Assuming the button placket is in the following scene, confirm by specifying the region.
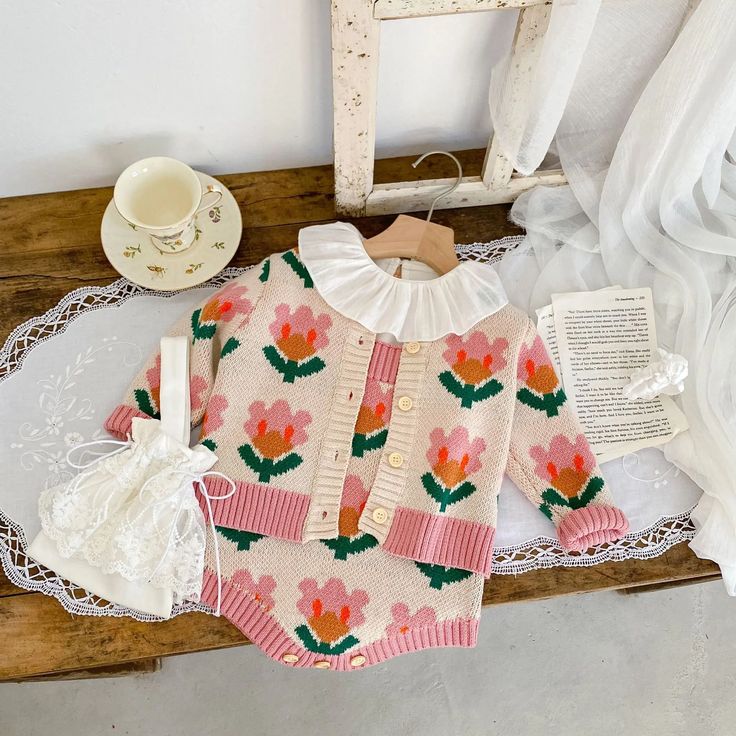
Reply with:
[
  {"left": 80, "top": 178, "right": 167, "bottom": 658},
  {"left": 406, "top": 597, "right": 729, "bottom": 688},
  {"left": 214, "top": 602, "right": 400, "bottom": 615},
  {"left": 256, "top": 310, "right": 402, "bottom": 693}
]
[
  {"left": 359, "top": 339, "right": 429, "bottom": 542},
  {"left": 302, "top": 327, "right": 375, "bottom": 541}
]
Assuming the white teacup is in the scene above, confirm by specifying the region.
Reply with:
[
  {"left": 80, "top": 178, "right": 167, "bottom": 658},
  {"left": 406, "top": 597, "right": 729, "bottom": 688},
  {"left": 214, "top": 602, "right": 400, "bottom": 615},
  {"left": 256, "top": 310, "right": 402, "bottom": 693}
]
[{"left": 113, "top": 157, "right": 223, "bottom": 253}]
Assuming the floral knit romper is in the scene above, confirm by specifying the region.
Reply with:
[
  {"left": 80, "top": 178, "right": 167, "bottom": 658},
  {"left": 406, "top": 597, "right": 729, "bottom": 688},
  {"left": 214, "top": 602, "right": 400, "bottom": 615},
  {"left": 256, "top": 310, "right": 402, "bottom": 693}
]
[{"left": 198, "top": 337, "right": 484, "bottom": 670}]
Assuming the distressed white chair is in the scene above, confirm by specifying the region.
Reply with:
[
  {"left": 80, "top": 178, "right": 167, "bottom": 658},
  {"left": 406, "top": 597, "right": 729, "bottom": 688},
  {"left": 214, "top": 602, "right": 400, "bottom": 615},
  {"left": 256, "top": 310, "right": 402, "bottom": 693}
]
[{"left": 331, "top": 0, "right": 565, "bottom": 217}]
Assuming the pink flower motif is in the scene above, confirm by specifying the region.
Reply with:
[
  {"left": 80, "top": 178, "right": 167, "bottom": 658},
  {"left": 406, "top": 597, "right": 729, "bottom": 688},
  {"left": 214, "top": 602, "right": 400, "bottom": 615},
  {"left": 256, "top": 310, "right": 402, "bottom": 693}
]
[
  {"left": 231, "top": 569, "right": 276, "bottom": 612},
  {"left": 144, "top": 355, "right": 162, "bottom": 411},
  {"left": 244, "top": 400, "right": 311, "bottom": 460},
  {"left": 338, "top": 474, "right": 370, "bottom": 537},
  {"left": 296, "top": 578, "right": 369, "bottom": 645},
  {"left": 517, "top": 335, "right": 559, "bottom": 394},
  {"left": 426, "top": 427, "right": 486, "bottom": 488},
  {"left": 190, "top": 374, "right": 208, "bottom": 411},
  {"left": 201, "top": 281, "right": 252, "bottom": 323},
  {"left": 443, "top": 332, "right": 508, "bottom": 386},
  {"left": 386, "top": 603, "right": 437, "bottom": 637},
  {"left": 529, "top": 434, "right": 596, "bottom": 498},
  {"left": 202, "top": 394, "right": 228, "bottom": 436},
  {"left": 268, "top": 304, "right": 332, "bottom": 362}
]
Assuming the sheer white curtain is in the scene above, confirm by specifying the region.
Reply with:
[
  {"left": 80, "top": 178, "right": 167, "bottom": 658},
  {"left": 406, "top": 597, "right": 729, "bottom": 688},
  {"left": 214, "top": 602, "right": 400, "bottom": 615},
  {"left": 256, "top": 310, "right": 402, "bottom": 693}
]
[{"left": 492, "top": 0, "right": 736, "bottom": 592}]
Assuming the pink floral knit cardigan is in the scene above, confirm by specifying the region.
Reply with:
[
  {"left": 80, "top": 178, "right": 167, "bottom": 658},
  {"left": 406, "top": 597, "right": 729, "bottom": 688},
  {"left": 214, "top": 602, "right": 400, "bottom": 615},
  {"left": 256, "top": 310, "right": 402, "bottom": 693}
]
[{"left": 105, "top": 232, "right": 629, "bottom": 669}]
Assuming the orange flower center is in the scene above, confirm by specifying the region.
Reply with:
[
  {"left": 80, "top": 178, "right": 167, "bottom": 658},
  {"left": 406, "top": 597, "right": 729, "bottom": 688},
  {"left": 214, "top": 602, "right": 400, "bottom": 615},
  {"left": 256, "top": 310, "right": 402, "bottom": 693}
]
[
  {"left": 338, "top": 506, "right": 361, "bottom": 537},
  {"left": 549, "top": 455, "right": 589, "bottom": 497},
  {"left": 453, "top": 354, "right": 492, "bottom": 385},
  {"left": 434, "top": 448, "right": 471, "bottom": 488},
  {"left": 252, "top": 420, "right": 295, "bottom": 459},
  {"left": 354, "top": 403, "right": 386, "bottom": 435},
  {"left": 526, "top": 361, "right": 558, "bottom": 394},
  {"left": 308, "top": 600, "right": 352, "bottom": 643}
]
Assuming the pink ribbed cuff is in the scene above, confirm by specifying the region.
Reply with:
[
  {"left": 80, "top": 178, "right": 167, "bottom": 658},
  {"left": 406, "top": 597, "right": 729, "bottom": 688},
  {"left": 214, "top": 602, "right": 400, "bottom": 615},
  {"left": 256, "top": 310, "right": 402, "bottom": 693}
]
[
  {"left": 368, "top": 341, "right": 401, "bottom": 383},
  {"left": 203, "top": 476, "right": 310, "bottom": 541},
  {"left": 384, "top": 507, "right": 495, "bottom": 576},
  {"left": 104, "top": 404, "right": 150, "bottom": 439},
  {"left": 200, "top": 570, "right": 478, "bottom": 670},
  {"left": 558, "top": 505, "right": 629, "bottom": 552}
]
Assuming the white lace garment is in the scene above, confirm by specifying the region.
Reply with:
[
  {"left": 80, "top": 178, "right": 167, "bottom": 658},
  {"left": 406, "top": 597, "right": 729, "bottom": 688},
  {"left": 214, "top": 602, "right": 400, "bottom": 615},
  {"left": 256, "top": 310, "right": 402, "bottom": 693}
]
[{"left": 27, "top": 337, "right": 223, "bottom": 618}]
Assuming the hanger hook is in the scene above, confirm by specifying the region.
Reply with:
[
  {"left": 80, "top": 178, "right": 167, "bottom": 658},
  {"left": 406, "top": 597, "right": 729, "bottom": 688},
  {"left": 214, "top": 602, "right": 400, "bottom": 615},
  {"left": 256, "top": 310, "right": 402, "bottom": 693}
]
[{"left": 411, "top": 150, "right": 463, "bottom": 223}]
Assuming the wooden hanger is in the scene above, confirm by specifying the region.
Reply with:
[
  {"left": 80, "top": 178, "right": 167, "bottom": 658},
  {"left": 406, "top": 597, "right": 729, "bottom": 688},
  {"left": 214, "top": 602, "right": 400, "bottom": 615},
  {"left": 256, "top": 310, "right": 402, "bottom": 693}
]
[{"left": 364, "top": 151, "right": 462, "bottom": 275}]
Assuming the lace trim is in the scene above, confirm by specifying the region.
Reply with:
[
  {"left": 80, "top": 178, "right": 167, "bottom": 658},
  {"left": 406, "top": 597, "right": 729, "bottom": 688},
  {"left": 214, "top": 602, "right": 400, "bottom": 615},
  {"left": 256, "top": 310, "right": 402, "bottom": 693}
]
[{"left": 0, "top": 240, "right": 696, "bottom": 621}]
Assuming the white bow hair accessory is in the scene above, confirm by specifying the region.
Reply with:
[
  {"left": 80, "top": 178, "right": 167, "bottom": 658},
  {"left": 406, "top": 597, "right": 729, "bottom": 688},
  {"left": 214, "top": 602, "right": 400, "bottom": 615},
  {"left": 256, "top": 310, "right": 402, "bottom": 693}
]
[{"left": 622, "top": 348, "right": 688, "bottom": 401}]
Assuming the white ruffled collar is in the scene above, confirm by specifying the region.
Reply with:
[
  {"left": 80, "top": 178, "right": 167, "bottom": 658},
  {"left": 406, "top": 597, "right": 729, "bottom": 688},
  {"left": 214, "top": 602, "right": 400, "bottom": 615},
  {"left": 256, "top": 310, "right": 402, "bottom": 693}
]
[{"left": 298, "top": 222, "right": 508, "bottom": 342}]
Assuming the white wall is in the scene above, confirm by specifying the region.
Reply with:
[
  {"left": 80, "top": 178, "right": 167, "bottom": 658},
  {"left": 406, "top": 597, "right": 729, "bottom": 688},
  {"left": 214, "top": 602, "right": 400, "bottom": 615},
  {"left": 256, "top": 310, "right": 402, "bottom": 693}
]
[{"left": 0, "top": 1, "right": 516, "bottom": 197}]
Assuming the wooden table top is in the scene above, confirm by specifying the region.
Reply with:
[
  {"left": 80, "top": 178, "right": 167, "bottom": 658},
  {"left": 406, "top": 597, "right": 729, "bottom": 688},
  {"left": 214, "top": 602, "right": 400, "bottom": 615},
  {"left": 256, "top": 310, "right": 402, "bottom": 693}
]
[{"left": 0, "top": 150, "right": 719, "bottom": 680}]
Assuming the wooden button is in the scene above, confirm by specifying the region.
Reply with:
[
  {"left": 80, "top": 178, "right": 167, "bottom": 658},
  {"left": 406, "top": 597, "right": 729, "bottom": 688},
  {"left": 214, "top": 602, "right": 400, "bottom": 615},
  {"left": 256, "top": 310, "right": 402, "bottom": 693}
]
[
  {"left": 372, "top": 507, "right": 388, "bottom": 524},
  {"left": 313, "top": 660, "right": 331, "bottom": 669},
  {"left": 388, "top": 452, "right": 403, "bottom": 468},
  {"left": 397, "top": 396, "right": 413, "bottom": 411},
  {"left": 405, "top": 341, "right": 421, "bottom": 354},
  {"left": 350, "top": 654, "right": 367, "bottom": 667},
  {"left": 282, "top": 653, "right": 299, "bottom": 663}
]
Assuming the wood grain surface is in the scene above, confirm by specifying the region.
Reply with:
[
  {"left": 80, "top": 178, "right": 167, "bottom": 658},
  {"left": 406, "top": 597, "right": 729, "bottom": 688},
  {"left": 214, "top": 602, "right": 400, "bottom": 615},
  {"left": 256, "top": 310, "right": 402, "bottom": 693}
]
[{"left": 0, "top": 149, "right": 717, "bottom": 679}]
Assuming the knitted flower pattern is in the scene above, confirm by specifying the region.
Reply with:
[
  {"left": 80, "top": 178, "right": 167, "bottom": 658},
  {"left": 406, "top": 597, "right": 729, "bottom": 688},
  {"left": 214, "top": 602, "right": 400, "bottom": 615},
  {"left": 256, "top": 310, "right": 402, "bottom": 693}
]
[
  {"left": 385, "top": 603, "right": 437, "bottom": 637},
  {"left": 231, "top": 568, "right": 276, "bottom": 612},
  {"left": 517, "top": 335, "right": 567, "bottom": 416},
  {"left": 440, "top": 332, "right": 508, "bottom": 408},
  {"left": 263, "top": 304, "right": 332, "bottom": 383},
  {"left": 133, "top": 354, "right": 162, "bottom": 418},
  {"left": 295, "top": 578, "right": 368, "bottom": 655},
  {"left": 422, "top": 427, "right": 486, "bottom": 512},
  {"left": 322, "top": 475, "right": 378, "bottom": 560},
  {"left": 351, "top": 381, "right": 392, "bottom": 457},
  {"left": 238, "top": 400, "right": 312, "bottom": 483},
  {"left": 530, "top": 434, "right": 605, "bottom": 519},
  {"left": 191, "top": 282, "right": 252, "bottom": 343},
  {"left": 200, "top": 394, "right": 228, "bottom": 451}
]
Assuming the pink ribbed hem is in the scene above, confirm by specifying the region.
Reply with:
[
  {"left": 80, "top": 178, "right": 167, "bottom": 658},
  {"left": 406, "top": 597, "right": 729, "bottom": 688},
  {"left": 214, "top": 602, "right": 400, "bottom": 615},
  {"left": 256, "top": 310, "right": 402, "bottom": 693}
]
[
  {"left": 104, "top": 404, "right": 150, "bottom": 439},
  {"left": 384, "top": 507, "right": 495, "bottom": 576},
  {"left": 558, "top": 505, "right": 629, "bottom": 552},
  {"left": 203, "top": 476, "right": 310, "bottom": 541},
  {"left": 201, "top": 570, "right": 478, "bottom": 670},
  {"left": 368, "top": 341, "right": 401, "bottom": 383}
]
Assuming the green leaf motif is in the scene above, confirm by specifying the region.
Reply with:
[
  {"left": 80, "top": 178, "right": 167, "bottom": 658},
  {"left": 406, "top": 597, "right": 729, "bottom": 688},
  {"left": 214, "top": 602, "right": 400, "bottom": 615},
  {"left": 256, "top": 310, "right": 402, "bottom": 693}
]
[
  {"left": 200, "top": 437, "right": 217, "bottom": 452},
  {"left": 322, "top": 533, "right": 378, "bottom": 560},
  {"left": 220, "top": 336, "right": 240, "bottom": 358},
  {"left": 238, "top": 443, "right": 302, "bottom": 483},
  {"left": 421, "top": 472, "right": 477, "bottom": 512},
  {"left": 271, "top": 452, "right": 303, "bottom": 478},
  {"left": 216, "top": 525, "right": 264, "bottom": 551},
  {"left": 539, "top": 475, "right": 606, "bottom": 519},
  {"left": 516, "top": 387, "right": 567, "bottom": 417},
  {"left": 294, "top": 624, "right": 359, "bottom": 655},
  {"left": 282, "top": 250, "right": 314, "bottom": 288},
  {"left": 262, "top": 344, "right": 325, "bottom": 383},
  {"left": 191, "top": 308, "right": 217, "bottom": 344},
  {"left": 414, "top": 562, "right": 473, "bottom": 590},
  {"left": 133, "top": 388, "right": 160, "bottom": 419},
  {"left": 438, "top": 370, "right": 502, "bottom": 409},
  {"left": 351, "top": 428, "right": 388, "bottom": 457},
  {"left": 472, "top": 378, "right": 504, "bottom": 403},
  {"left": 259, "top": 258, "right": 271, "bottom": 283}
]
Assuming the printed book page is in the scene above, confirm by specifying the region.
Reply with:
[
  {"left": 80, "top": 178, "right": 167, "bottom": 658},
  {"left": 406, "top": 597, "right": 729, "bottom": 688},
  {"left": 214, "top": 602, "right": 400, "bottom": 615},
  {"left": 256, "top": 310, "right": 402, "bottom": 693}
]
[{"left": 541, "top": 287, "right": 688, "bottom": 463}]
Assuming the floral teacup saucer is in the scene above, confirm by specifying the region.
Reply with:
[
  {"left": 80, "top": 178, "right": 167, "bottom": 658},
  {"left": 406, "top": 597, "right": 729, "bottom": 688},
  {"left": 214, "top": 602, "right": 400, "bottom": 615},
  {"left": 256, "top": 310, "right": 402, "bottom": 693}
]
[{"left": 101, "top": 171, "right": 242, "bottom": 291}]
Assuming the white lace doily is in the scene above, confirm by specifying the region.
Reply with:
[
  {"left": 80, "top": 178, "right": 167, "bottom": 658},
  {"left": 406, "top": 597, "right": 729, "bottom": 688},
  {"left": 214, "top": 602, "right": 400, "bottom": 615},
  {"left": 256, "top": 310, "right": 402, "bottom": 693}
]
[{"left": 0, "top": 239, "right": 702, "bottom": 622}]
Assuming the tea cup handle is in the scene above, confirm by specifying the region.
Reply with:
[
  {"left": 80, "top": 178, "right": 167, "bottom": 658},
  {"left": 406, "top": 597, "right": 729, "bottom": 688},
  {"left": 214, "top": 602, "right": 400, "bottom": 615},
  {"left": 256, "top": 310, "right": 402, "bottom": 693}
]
[{"left": 195, "top": 184, "right": 224, "bottom": 216}]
